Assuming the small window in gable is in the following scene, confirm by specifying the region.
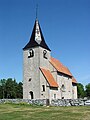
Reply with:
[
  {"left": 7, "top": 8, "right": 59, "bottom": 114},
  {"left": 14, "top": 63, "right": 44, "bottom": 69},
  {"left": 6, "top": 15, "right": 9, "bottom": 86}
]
[
  {"left": 42, "top": 85, "right": 45, "bottom": 91},
  {"left": 43, "top": 50, "right": 47, "bottom": 59},
  {"left": 28, "top": 49, "right": 34, "bottom": 58}
]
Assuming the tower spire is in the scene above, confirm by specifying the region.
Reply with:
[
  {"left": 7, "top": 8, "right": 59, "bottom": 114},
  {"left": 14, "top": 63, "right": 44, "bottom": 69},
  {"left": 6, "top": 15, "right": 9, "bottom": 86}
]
[{"left": 23, "top": 5, "right": 51, "bottom": 51}]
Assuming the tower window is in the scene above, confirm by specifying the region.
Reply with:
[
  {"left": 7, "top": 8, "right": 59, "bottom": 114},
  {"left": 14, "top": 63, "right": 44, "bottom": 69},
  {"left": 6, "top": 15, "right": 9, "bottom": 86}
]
[
  {"left": 29, "top": 78, "right": 31, "bottom": 82},
  {"left": 42, "top": 85, "right": 45, "bottom": 91},
  {"left": 28, "top": 49, "right": 34, "bottom": 58},
  {"left": 43, "top": 50, "right": 47, "bottom": 59}
]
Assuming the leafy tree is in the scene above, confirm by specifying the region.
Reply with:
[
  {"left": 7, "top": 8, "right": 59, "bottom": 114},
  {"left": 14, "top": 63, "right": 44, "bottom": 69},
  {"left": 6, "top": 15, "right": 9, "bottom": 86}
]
[
  {"left": 5, "top": 78, "right": 17, "bottom": 98},
  {"left": 0, "top": 78, "right": 23, "bottom": 99},
  {"left": 0, "top": 85, "right": 3, "bottom": 98},
  {"left": 85, "top": 83, "right": 90, "bottom": 98},
  {"left": 77, "top": 83, "right": 85, "bottom": 98},
  {"left": 16, "top": 82, "right": 23, "bottom": 98},
  {"left": 0, "top": 79, "right": 6, "bottom": 98}
]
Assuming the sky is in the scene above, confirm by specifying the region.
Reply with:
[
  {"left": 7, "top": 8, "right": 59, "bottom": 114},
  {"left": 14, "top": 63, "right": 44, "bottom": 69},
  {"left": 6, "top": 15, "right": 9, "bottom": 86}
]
[{"left": 0, "top": 0, "right": 90, "bottom": 86}]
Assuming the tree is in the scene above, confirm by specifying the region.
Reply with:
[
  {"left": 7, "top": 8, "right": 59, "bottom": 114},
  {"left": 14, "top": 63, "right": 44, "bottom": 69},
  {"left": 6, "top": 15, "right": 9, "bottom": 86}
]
[
  {"left": 5, "top": 78, "right": 17, "bottom": 98},
  {"left": 85, "top": 83, "right": 90, "bottom": 98},
  {"left": 16, "top": 82, "right": 23, "bottom": 98},
  {"left": 77, "top": 83, "right": 85, "bottom": 98},
  {"left": 0, "top": 78, "right": 23, "bottom": 99},
  {"left": 0, "top": 79, "right": 6, "bottom": 98},
  {"left": 0, "top": 85, "right": 3, "bottom": 98}
]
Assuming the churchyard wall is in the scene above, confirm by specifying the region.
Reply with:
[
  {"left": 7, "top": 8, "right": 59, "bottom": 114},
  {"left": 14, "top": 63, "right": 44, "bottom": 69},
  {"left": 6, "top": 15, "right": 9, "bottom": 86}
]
[{"left": 0, "top": 99, "right": 89, "bottom": 106}]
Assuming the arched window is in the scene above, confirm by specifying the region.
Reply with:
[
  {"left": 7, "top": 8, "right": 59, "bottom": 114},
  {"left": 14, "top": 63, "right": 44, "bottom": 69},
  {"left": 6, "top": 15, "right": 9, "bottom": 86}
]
[
  {"left": 28, "top": 49, "right": 34, "bottom": 58},
  {"left": 43, "top": 50, "right": 47, "bottom": 59},
  {"left": 61, "top": 84, "right": 66, "bottom": 92},
  {"left": 54, "top": 94, "right": 56, "bottom": 99},
  {"left": 42, "top": 85, "right": 45, "bottom": 91}
]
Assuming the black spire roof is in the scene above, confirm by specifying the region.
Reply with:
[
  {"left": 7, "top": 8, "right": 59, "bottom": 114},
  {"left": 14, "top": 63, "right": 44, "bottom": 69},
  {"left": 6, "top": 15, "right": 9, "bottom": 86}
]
[{"left": 23, "top": 19, "right": 51, "bottom": 51}]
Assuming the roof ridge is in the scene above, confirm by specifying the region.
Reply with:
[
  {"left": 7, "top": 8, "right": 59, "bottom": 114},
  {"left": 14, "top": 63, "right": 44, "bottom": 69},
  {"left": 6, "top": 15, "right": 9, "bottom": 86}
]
[{"left": 50, "top": 57, "right": 72, "bottom": 77}]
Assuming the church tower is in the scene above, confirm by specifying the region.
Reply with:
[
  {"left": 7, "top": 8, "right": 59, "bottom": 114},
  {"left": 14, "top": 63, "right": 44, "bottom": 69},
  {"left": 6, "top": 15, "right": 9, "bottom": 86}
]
[
  {"left": 23, "top": 19, "right": 51, "bottom": 99},
  {"left": 23, "top": 17, "right": 77, "bottom": 101}
]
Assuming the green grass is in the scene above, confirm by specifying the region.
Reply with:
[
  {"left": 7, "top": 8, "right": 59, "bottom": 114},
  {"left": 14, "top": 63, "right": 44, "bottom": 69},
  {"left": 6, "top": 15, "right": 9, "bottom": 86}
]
[{"left": 0, "top": 103, "right": 90, "bottom": 120}]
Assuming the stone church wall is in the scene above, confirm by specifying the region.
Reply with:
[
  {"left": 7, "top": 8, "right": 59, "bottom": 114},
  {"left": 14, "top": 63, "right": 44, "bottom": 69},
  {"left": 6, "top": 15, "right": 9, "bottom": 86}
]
[{"left": 23, "top": 47, "right": 41, "bottom": 99}]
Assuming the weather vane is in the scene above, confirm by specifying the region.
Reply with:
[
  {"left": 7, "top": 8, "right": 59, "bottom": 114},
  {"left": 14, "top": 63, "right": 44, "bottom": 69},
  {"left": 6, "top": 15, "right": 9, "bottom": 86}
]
[{"left": 36, "top": 4, "right": 38, "bottom": 19}]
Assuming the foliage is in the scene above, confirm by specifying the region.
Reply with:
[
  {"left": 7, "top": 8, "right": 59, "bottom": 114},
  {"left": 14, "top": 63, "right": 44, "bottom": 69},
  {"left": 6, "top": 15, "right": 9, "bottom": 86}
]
[
  {"left": 0, "top": 78, "right": 23, "bottom": 99},
  {"left": 77, "top": 83, "right": 85, "bottom": 98},
  {"left": 85, "top": 83, "right": 90, "bottom": 98},
  {"left": 77, "top": 83, "right": 90, "bottom": 98}
]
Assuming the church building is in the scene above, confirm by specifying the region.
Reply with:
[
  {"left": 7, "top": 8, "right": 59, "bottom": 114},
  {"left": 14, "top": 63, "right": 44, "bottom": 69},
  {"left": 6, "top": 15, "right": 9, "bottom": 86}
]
[{"left": 23, "top": 18, "right": 77, "bottom": 101}]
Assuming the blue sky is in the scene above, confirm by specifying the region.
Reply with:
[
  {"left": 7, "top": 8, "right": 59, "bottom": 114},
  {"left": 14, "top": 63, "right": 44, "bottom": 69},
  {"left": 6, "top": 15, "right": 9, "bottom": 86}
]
[{"left": 0, "top": 0, "right": 90, "bottom": 85}]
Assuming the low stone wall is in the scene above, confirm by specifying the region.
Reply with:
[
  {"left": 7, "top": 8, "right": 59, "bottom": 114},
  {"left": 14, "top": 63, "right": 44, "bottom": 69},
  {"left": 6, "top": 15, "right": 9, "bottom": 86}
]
[
  {"left": 0, "top": 99, "right": 89, "bottom": 106},
  {"left": 0, "top": 99, "right": 47, "bottom": 106},
  {"left": 51, "top": 99, "right": 85, "bottom": 106}
]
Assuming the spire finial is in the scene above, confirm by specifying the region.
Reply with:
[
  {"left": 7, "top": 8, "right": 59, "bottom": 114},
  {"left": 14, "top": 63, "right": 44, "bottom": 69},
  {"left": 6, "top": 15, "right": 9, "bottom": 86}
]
[{"left": 36, "top": 4, "right": 38, "bottom": 20}]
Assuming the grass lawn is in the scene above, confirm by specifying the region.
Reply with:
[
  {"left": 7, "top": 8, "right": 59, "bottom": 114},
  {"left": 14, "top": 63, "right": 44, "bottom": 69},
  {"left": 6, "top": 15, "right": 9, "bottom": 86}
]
[{"left": 0, "top": 103, "right": 90, "bottom": 120}]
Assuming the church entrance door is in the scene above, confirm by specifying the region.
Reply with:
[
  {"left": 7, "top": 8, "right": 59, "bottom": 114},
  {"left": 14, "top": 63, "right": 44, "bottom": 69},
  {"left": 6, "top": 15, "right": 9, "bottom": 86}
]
[{"left": 30, "top": 91, "right": 34, "bottom": 99}]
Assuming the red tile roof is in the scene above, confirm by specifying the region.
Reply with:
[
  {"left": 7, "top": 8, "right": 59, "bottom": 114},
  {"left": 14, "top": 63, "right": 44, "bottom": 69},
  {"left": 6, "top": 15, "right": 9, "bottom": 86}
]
[
  {"left": 72, "top": 77, "right": 77, "bottom": 83},
  {"left": 50, "top": 57, "right": 72, "bottom": 77},
  {"left": 40, "top": 67, "right": 58, "bottom": 87}
]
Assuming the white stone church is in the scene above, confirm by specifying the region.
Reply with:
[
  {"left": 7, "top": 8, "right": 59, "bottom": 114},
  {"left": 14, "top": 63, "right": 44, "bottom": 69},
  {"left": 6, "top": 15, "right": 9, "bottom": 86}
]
[{"left": 23, "top": 19, "right": 77, "bottom": 101}]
